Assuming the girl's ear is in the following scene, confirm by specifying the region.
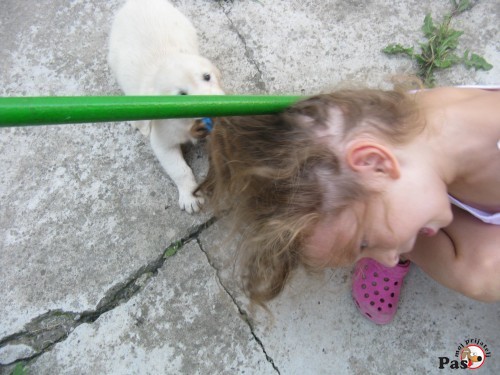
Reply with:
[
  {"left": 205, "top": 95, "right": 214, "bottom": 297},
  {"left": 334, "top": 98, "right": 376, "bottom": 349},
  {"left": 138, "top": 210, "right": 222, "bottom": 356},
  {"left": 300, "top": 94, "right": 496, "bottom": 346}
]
[{"left": 346, "top": 140, "right": 400, "bottom": 179}]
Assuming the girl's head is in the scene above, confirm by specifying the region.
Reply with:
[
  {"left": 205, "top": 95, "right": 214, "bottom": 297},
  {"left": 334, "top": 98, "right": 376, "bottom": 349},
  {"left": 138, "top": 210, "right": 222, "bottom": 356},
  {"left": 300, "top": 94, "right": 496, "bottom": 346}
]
[{"left": 198, "top": 89, "right": 435, "bottom": 306}]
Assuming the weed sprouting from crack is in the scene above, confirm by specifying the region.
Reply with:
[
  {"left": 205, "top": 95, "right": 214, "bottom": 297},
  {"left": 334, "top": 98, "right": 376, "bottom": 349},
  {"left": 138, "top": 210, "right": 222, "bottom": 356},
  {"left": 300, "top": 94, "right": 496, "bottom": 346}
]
[
  {"left": 10, "top": 363, "right": 27, "bottom": 375},
  {"left": 0, "top": 217, "right": 217, "bottom": 369},
  {"left": 163, "top": 240, "right": 182, "bottom": 258},
  {"left": 383, "top": 0, "right": 493, "bottom": 87}
]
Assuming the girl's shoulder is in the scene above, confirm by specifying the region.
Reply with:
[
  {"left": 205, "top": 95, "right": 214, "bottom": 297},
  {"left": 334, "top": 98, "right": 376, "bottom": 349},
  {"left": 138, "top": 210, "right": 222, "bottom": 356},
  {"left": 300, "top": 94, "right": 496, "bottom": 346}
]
[
  {"left": 415, "top": 87, "right": 500, "bottom": 124},
  {"left": 414, "top": 86, "right": 498, "bottom": 107}
]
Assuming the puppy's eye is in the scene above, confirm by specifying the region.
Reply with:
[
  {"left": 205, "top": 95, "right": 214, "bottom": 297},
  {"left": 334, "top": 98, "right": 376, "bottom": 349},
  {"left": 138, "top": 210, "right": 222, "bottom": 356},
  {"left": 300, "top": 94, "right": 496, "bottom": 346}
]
[
  {"left": 178, "top": 90, "right": 188, "bottom": 95},
  {"left": 203, "top": 73, "right": 211, "bottom": 82}
]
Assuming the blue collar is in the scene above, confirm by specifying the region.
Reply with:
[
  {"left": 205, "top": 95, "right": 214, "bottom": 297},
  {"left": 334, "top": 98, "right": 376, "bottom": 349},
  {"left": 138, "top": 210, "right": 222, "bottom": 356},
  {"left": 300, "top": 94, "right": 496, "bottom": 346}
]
[{"left": 202, "top": 117, "right": 214, "bottom": 133}]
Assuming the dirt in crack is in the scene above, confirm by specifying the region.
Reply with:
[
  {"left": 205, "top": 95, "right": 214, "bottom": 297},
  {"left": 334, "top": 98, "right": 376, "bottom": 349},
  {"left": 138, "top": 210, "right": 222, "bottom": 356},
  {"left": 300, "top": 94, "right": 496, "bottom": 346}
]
[{"left": 0, "top": 217, "right": 216, "bottom": 367}]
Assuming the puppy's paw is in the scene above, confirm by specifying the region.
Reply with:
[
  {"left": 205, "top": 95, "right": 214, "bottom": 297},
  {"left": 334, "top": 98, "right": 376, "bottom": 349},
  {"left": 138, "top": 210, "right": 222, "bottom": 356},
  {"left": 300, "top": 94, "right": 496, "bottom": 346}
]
[{"left": 178, "top": 192, "right": 204, "bottom": 214}]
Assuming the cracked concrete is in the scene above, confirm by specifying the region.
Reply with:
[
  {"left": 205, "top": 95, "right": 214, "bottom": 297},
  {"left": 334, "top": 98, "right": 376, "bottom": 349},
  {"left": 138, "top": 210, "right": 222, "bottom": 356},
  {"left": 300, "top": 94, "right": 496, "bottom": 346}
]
[
  {"left": 196, "top": 237, "right": 281, "bottom": 374},
  {"left": 1, "top": 0, "right": 499, "bottom": 374},
  {"left": 27, "top": 241, "right": 275, "bottom": 374},
  {"left": 0, "top": 217, "right": 214, "bottom": 367},
  {"left": 219, "top": 2, "right": 268, "bottom": 93}
]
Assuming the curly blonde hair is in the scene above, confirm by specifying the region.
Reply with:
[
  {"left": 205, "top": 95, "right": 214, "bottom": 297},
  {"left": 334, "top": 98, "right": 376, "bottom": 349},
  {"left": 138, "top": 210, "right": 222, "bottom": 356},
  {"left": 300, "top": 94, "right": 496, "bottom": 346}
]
[{"left": 197, "top": 89, "right": 423, "bottom": 306}]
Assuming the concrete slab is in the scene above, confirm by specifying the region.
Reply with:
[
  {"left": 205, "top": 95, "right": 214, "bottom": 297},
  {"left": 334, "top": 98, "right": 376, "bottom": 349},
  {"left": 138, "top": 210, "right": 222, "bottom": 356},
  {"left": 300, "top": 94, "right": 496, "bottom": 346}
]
[
  {"left": 27, "top": 241, "right": 274, "bottom": 374},
  {"left": 0, "top": 0, "right": 217, "bottom": 352},
  {"left": 0, "top": 0, "right": 499, "bottom": 374},
  {"left": 200, "top": 222, "right": 500, "bottom": 374},
  {"left": 216, "top": 0, "right": 499, "bottom": 93}
]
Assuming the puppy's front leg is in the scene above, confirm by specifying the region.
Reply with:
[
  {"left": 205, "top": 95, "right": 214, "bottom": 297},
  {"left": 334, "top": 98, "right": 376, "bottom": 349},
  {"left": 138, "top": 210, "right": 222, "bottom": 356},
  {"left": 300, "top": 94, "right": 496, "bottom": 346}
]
[{"left": 150, "top": 123, "right": 204, "bottom": 214}]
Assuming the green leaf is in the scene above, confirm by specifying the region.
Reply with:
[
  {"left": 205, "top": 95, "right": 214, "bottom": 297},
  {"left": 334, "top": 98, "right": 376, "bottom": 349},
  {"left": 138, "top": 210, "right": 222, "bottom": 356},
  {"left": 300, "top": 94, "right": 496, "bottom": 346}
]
[
  {"left": 418, "top": 42, "right": 434, "bottom": 61},
  {"left": 422, "top": 14, "right": 436, "bottom": 37},
  {"left": 384, "top": 1, "right": 493, "bottom": 88},
  {"left": 11, "top": 363, "right": 27, "bottom": 375},
  {"left": 441, "top": 30, "right": 464, "bottom": 50},
  {"left": 382, "top": 44, "right": 414, "bottom": 57},
  {"left": 414, "top": 53, "right": 427, "bottom": 65},
  {"left": 463, "top": 50, "right": 493, "bottom": 71},
  {"left": 164, "top": 241, "right": 182, "bottom": 258},
  {"left": 455, "top": 0, "right": 472, "bottom": 14},
  {"left": 434, "top": 54, "right": 460, "bottom": 69}
]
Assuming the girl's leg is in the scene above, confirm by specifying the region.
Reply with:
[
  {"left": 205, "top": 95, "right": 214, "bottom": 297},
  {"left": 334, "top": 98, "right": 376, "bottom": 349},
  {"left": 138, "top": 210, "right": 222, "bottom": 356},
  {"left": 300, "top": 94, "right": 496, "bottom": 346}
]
[{"left": 407, "top": 206, "right": 500, "bottom": 302}]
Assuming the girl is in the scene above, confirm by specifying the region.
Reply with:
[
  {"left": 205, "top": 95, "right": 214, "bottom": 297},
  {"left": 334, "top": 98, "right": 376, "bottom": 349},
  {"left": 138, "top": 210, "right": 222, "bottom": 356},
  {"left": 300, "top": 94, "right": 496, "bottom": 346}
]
[{"left": 197, "top": 87, "right": 500, "bottom": 324}]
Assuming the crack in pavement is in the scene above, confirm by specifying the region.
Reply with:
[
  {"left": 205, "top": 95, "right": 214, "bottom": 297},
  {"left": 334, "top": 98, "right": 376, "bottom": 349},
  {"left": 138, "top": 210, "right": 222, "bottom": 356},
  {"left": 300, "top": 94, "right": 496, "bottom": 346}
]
[
  {"left": 196, "top": 237, "right": 281, "bottom": 374},
  {"left": 218, "top": 1, "right": 268, "bottom": 92},
  {"left": 1, "top": 2, "right": 271, "bottom": 365},
  {"left": 0, "top": 217, "right": 216, "bottom": 369}
]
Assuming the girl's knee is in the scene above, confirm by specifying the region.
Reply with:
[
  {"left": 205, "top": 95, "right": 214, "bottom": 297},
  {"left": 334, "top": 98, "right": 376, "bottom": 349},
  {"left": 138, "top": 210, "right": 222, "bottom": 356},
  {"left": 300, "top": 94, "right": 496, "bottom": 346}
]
[
  {"left": 455, "top": 269, "right": 500, "bottom": 302},
  {"left": 461, "top": 288, "right": 498, "bottom": 303}
]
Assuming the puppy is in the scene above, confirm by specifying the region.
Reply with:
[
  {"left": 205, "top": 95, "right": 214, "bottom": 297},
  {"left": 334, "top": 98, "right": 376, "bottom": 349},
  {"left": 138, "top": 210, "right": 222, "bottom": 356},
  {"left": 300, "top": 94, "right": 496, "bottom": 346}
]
[{"left": 108, "top": 0, "right": 224, "bottom": 213}]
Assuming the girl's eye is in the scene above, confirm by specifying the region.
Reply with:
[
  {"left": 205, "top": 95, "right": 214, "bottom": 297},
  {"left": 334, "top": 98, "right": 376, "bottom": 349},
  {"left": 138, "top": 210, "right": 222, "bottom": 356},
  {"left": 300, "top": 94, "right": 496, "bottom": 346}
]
[{"left": 203, "top": 73, "right": 211, "bottom": 81}]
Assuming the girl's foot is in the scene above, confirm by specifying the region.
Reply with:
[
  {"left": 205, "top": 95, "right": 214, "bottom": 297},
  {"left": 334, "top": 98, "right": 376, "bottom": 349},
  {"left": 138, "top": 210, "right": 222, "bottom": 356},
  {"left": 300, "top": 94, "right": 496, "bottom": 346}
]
[{"left": 352, "top": 258, "right": 410, "bottom": 325}]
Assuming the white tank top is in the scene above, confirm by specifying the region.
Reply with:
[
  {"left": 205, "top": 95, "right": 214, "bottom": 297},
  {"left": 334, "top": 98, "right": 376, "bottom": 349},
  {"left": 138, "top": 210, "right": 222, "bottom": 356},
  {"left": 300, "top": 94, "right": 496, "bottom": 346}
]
[
  {"left": 438, "top": 85, "right": 500, "bottom": 225},
  {"left": 449, "top": 196, "right": 500, "bottom": 225}
]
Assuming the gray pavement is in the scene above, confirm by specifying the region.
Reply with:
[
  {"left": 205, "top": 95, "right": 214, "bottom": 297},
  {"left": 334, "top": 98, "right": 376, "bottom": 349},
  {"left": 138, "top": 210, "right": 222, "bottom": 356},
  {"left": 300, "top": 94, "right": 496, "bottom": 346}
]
[{"left": 0, "top": 0, "right": 499, "bottom": 374}]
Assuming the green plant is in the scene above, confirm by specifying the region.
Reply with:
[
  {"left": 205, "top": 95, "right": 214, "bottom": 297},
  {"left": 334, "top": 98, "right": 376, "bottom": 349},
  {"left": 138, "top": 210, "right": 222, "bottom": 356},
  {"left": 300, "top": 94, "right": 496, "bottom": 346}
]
[
  {"left": 383, "top": 0, "right": 492, "bottom": 87},
  {"left": 11, "top": 363, "right": 27, "bottom": 375},
  {"left": 164, "top": 240, "right": 182, "bottom": 258}
]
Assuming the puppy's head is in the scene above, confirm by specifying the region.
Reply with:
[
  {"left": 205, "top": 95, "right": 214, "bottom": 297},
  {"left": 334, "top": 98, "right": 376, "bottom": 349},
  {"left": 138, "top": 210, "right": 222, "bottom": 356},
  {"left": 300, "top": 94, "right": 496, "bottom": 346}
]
[
  {"left": 136, "top": 54, "right": 224, "bottom": 137},
  {"left": 149, "top": 54, "right": 224, "bottom": 96}
]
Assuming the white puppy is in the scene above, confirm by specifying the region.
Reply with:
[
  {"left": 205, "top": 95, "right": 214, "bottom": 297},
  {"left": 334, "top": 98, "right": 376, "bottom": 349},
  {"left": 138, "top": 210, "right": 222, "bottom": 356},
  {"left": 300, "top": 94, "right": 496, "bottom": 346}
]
[{"left": 108, "top": 0, "right": 224, "bottom": 213}]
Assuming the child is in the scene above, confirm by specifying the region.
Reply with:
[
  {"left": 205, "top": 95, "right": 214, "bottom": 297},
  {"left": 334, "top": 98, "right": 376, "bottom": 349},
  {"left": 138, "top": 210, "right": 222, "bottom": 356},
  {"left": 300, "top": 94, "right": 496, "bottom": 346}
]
[{"left": 197, "top": 87, "right": 500, "bottom": 324}]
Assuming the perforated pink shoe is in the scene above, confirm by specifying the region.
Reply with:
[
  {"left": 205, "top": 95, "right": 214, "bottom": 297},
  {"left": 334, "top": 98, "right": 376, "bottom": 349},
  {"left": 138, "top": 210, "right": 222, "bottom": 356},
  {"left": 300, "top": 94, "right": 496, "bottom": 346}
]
[{"left": 352, "top": 258, "right": 410, "bottom": 325}]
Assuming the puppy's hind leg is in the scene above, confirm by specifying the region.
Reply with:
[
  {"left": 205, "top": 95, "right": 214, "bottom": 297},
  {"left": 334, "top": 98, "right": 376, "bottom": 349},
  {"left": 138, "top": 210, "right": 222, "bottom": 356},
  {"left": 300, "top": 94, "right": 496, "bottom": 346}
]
[{"left": 150, "top": 123, "right": 204, "bottom": 214}]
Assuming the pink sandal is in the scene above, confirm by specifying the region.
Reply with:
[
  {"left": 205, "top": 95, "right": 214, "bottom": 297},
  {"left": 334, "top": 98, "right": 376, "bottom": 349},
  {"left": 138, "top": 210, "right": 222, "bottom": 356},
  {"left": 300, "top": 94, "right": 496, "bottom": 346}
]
[{"left": 352, "top": 258, "right": 410, "bottom": 325}]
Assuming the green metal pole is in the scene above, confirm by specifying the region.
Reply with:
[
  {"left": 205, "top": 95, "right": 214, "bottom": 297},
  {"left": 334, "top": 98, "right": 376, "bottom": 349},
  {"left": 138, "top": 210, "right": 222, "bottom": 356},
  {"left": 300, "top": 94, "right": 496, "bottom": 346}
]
[{"left": 0, "top": 95, "right": 303, "bottom": 127}]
